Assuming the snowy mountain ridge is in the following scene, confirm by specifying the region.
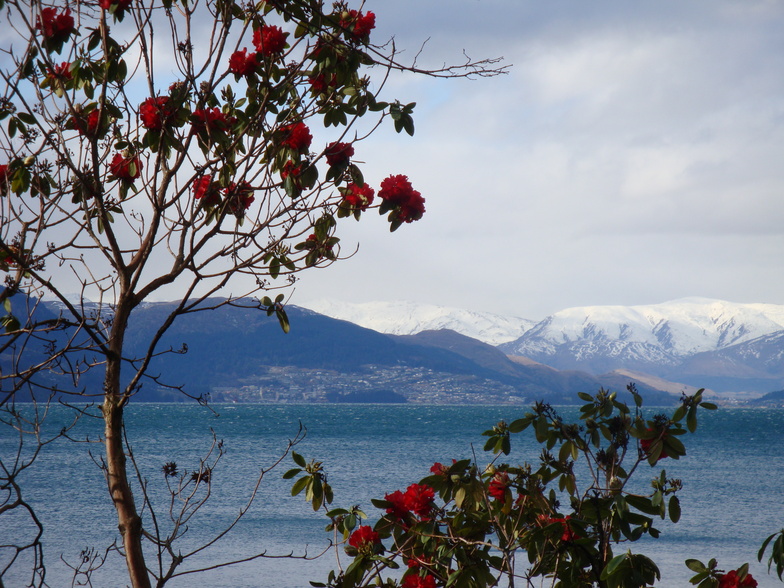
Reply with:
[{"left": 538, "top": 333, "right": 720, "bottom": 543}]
[
  {"left": 501, "top": 297, "right": 784, "bottom": 359},
  {"left": 299, "top": 299, "right": 536, "bottom": 346}
]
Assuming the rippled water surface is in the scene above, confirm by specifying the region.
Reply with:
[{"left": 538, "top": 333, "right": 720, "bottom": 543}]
[{"left": 3, "top": 404, "right": 783, "bottom": 587}]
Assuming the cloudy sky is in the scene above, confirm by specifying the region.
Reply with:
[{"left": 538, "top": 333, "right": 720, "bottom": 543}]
[{"left": 293, "top": 0, "right": 784, "bottom": 320}]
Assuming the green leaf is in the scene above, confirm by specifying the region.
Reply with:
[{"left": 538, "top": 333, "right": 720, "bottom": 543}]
[
  {"left": 669, "top": 495, "right": 681, "bottom": 523},
  {"left": 282, "top": 468, "right": 302, "bottom": 479},
  {"left": 290, "top": 476, "right": 309, "bottom": 497},
  {"left": 686, "top": 559, "right": 707, "bottom": 573},
  {"left": 292, "top": 452, "right": 306, "bottom": 467}
]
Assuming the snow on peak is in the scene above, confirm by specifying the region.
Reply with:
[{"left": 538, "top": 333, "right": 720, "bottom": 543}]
[
  {"left": 506, "top": 298, "right": 784, "bottom": 358},
  {"left": 298, "top": 299, "right": 535, "bottom": 346}
]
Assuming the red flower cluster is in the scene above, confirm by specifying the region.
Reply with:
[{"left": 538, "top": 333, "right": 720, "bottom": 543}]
[
  {"left": 139, "top": 96, "right": 175, "bottom": 131},
  {"left": 72, "top": 110, "right": 105, "bottom": 138},
  {"left": 36, "top": 8, "right": 75, "bottom": 44},
  {"left": 228, "top": 49, "right": 259, "bottom": 76},
  {"left": 719, "top": 570, "right": 758, "bottom": 588},
  {"left": 385, "top": 483, "right": 435, "bottom": 522},
  {"left": 46, "top": 62, "right": 72, "bottom": 82},
  {"left": 224, "top": 181, "right": 255, "bottom": 215},
  {"left": 488, "top": 472, "right": 510, "bottom": 501},
  {"left": 339, "top": 10, "right": 376, "bottom": 41},
  {"left": 640, "top": 428, "right": 670, "bottom": 460},
  {"left": 324, "top": 142, "right": 354, "bottom": 167},
  {"left": 0, "top": 164, "right": 8, "bottom": 191},
  {"left": 279, "top": 122, "right": 312, "bottom": 152},
  {"left": 378, "top": 174, "right": 426, "bottom": 223},
  {"left": 341, "top": 183, "right": 374, "bottom": 211},
  {"left": 539, "top": 515, "right": 579, "bottom": 542},
  {"left": 308, "top": 73, "right": 337, "bottom": 94},
  {"left": 401, "top": 574, "right": 436, "bottom": 588},
  {"left": 192, "top": 108, "right": 235, "bottom": 133},
  {"left": 347, "top": 525, "right": 381, "bottom": 552},
  {"left": 99, "top": 0, "right": 132, "bottom": 14},
  {"left": 110, "top": 154, "right": 142, "bottom": 182},
  {"left": 192, "top": 175, "right": 221, "bottom": 207},
  {"left": 253, "top": 25, "right": 288, "bottom": 57}
]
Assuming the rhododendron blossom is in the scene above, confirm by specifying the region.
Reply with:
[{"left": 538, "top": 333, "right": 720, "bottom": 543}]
[
  {"left": 109, "top": 154, "right": 142, "bottom": 182},
  {"left": 192, "top": 175, "right": 220, "bottom": 207},
  {"left": 401, "top": 573, "right": 437, "bottom": 588},
  {"left": 279, "top": 122, "right": 312, "bottom": 152},
  {"left": 385, "top": 483, "right": 435, "bottom": 522},
  {"left": 99, "top": 0, "right": 133, "bottom": 14},
  {"left": 228, "top": 49, "right": 258, "bottom": 76},
  {"left": 719, "top": 570, "right": 758, "bottom": 588},
  {"left": 308, "top": 73, "right": 337, "bottom": 94},
  {"left": 36, "top": 8, "right": 75, "bottom": 44},
  {"left": 139, "top": 96, "right": 175, "bottom": 131},
  {"left": 341, "top": 183, "right": 374, "bottom": 211},
  {"left": 488, "top": 471, "right": 510, "bottom": 501},
  {"left": 640, "top": 428, "right": 670, "bottom": 460},
  {"left": 46, "top": 62, "right": 72, "bottom": 81},
  {"left": 224, "top": 182, "right": 255, "bottom": 215},
  {"left": 539, "top": 515, "right": 579, "bottom": 542},
  {"left": 72, "top": 111, "right": 104, "bottom": 137},
  {"left": 348, "top": 525, "right": 380, "bottom": 551},
  {"left": 324, "top": 142, "right": 354, "bottom": 167},
  {"left": 378, "top": 174, "right": 426, "bottom": 223},
  {"left": 340, "top": 10, "right": 376, "bottom": 41},
  {"left": 192, "top": 108, "right": 235, "bottom": 133},
  {"left": 0, "top": 164, "right": 8, "bottom": 191},
  {"left": 253, "top": 25, "right": 288, "bottom": 57}
]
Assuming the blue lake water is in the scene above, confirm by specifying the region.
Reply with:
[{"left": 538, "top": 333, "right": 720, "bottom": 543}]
[{"left": 2, "top": 403, "right": 783, "bottom": 587}]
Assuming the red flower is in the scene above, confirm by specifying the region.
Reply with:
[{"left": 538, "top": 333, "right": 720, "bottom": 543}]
[
  {"left": 539, "top": 515, "right": 580, "bottom": 542},
  {"left": 46, "top": 61, "right": 72, "bottom": 82},
  {"left": 192, "top": 108, "right": 235, "bottom": 134},
  {"left": 279, "top": 122, "right": 312, "bottom": 152},
  {"left": 384, "top": 489, "right": 410, "bottom": 521},
  {"left": 348, "top": 525, "right": 380, "bottom": 551},
  {"left": 253, "top": 25, "right": 288, "bottom": 57},
  {"left": 403, "top": 483, "right": 435, "bottom": 519},
  {"left": 488, "top": 472, "right": 509, "bottom": 501},
  {"left": 308, "top": 73, "right": 337, "bottom": 94},
  {"left": 192, "top": 175, "right": 221, "bottom": 207},
  {"left": 99, "top": 0, "right": 132, "bottom": 13},
  {"left": 384, "top": 483, "right": 436, "bottom": 522},
  {"left": 640, "top": 428, "right": 670, "bottom": 460},
  {"left": 139, "top": 96, "right": 175, "bottom": 131},
  {"left": 224, "top": 181, "right": 255, "bottom": 215},
  {"left": 36, "top": 8, "right": 75, "bottom": 44},
  {"left": 378, "top": 174, "right": 426, "bottom": 223},
  {"left": 229, "top": 49, "right": 259, "bottom": 76},
  {"left": 110, "top": 153, "right": 142, "bottom": 182},
  {"left": 341, "top": 183, "right": 374, "bottom": 210},
  {"left": 72, "top": 110, "right": 105, "bottom": 138},
  {"left": 0, "top": 164, "right": 9, "bottom": 192},
  {"left": 719, "top": 570, "right": 758, "bottom": 588},
  {"left": 402, "top": 574, "right": 437, "bottom": 588},
  {"left": 339, "top": 10, "right": 375, "bottom": 41},
  {"left": 280, "top": 161, "right": 306, "bottom": 190},
  {"left": 324, "top": 142, "right": 354, "bottom": 167},
  {"left": 430, "top": 462, "right": 447, "bottom": 476}
]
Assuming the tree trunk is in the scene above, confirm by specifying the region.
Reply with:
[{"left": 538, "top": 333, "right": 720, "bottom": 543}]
[{"left": 103, "top": 388, "right": 151, "bottom": 588}]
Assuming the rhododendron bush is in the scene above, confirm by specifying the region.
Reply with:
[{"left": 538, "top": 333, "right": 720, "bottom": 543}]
[
  {"left": 288, "top": 386, "right": 784, "bottom": 588},
  {"left": 0, "top": 1, "right": 506, "bottom": 586}
]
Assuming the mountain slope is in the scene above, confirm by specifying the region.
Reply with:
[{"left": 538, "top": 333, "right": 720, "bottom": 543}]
[
  {"left": 499, "top": 297, "right": 784, "bottom": 371},
  {"left": 300, "top": 299, "right": 535, "bottom": 345}
]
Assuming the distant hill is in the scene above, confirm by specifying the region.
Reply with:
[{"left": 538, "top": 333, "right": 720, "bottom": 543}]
[
  {"left": 302, "top": 297, "right": 784, "bottom": 396},
  {"left": 3, "top": 297, "right": 682, "bottom": 405},
  {"left": 300, "top": 299, "right": 535, "bottom": 345}
]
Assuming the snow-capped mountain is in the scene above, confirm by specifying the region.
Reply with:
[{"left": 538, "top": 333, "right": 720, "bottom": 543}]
[
  {"left": 498, "top": 297, "right": 784, "bottom": 377},
  {"left": 299, "top": 299, "right": 535, "bottom": 346}
]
